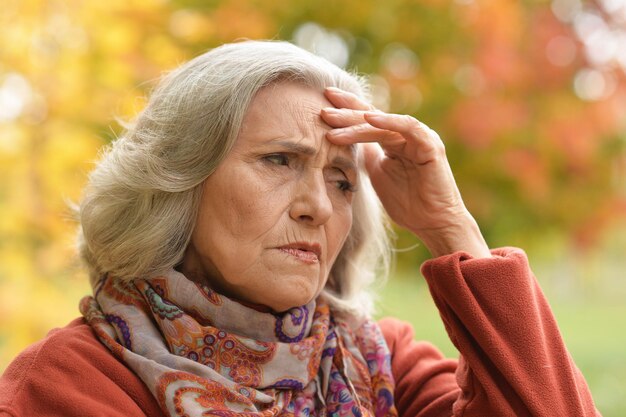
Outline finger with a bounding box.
[364,112,427,138]
[326,123,406,147]
[320,107,369,128]
[364,112,443,148]
[324,87,376,111]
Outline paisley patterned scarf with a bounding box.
[79,269,397,417]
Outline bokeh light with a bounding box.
[293,22,350,69]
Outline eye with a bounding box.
[263,153,290,166]
[329,168,357,193]
[336,180,357,193]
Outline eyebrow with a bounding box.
[271,140,357,173]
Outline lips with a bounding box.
[277,242,322,264]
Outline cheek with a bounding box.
[327,205,353,258]
[210,174,283,236]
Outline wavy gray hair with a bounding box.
[78,40,391,317]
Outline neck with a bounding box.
[176,261,276,313]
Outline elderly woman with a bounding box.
[0,41,599,417]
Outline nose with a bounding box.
[289,171,333,226]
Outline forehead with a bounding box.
[238,82,356,158]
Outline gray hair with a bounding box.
[78,40,391,317]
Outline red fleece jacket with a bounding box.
[0,248,600,416]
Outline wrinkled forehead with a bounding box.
[248,83,359,162]
[289,98,358,162]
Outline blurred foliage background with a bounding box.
[1,0,625,415]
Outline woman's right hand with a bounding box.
[321,87,490,259]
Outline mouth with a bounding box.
[277,242,322,264]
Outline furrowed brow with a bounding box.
[332,154,357,174]
[271,140,317,155]
[271,140,357,173]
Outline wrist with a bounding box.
[417,215,491,259]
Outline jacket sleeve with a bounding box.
[381,247,600,417]
[0,319,163,417]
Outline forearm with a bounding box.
[417,213,492,259]
[420,248,600,416]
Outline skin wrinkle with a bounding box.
[181,83,356,312]
[263,140,358,180]
[252,92,357,182]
